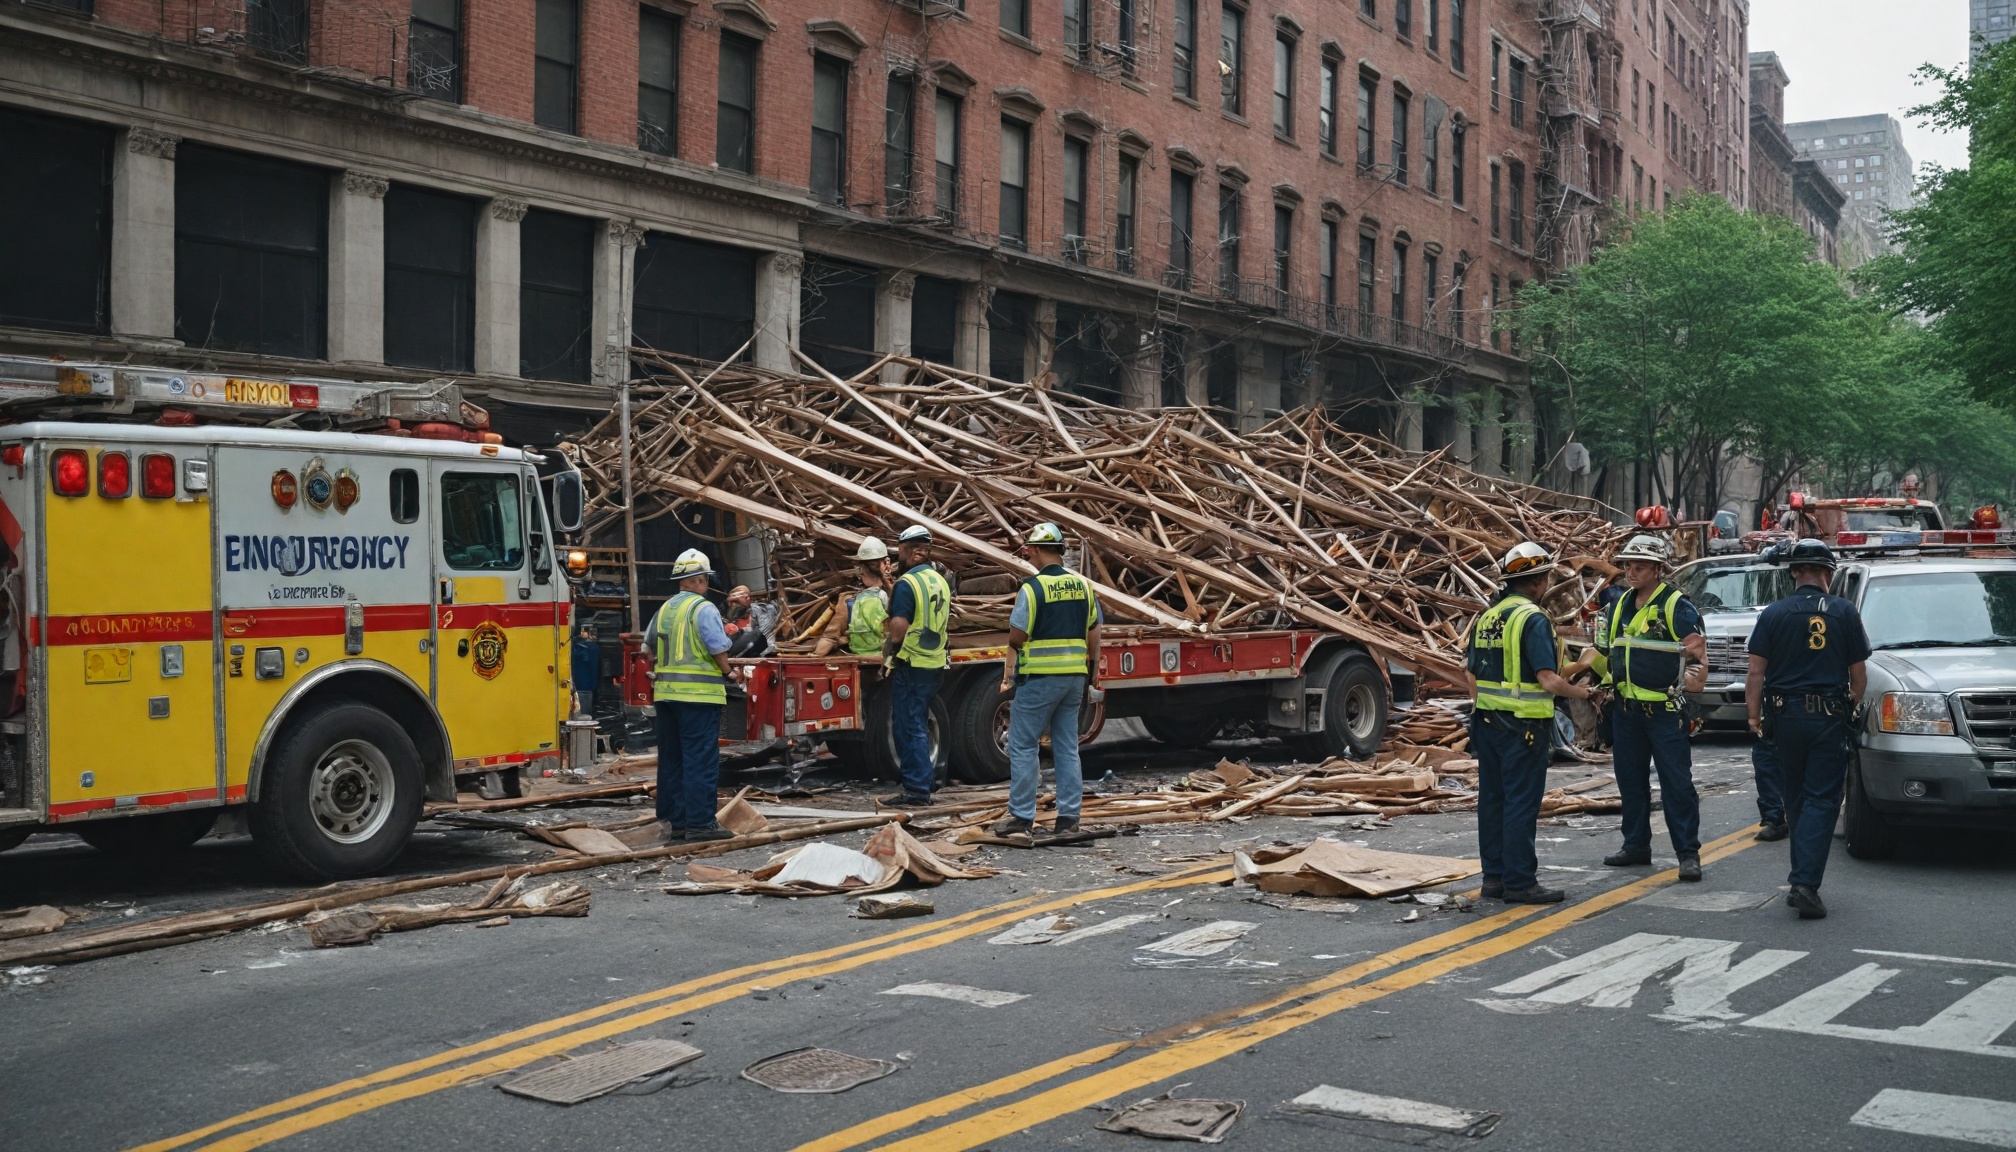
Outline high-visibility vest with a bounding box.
[1470,594,1556,719]
[846,588,889,656]
[651,591,727,705]
[1018,569,1099,676]
[1603,583,1687,702]
[895,566,952,670]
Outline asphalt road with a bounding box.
[4,734,2014,1152]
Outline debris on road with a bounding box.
[0,906,66,940]
[1137,921,1258,958]
[1230,840,1478,898]
[1097,1093,1245,1143]
[499,1039,704,1105]
[879,982,1029,1007]
[851,894,936,919]
[304,880,592,948]
[741,1047,899,1094]
[662,824,994,897]
[990,915,1077,945]
[1283,1084,1501,1137]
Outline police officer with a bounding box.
[1745,539,1869,919]
[882,525,952,807]
[992,524,1102,837]
[1748,539,1797,843]
[1468,542,1605,904]
[1599,534,1710,881]
[643,548,742,841]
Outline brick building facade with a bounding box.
[0,0,1743,490]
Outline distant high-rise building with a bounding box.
[1749,53,1845,266]
[1974,0,2013,66]
[1785,114,1913,262]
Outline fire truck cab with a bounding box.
[0,360,579,879]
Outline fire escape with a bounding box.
[1535,0,1621,271]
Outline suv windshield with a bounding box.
[1862,569,2016,649]
[1676,563,1796,611]
[1843,507,1942,531]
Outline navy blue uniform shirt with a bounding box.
[1466,593,1560,682]
[1611,584,1705,644]
[1747,585,1871,696]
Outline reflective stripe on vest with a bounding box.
[896,567,952,670]
[1019,570,1098,676]
[652,592,727,705]
[1605,583,1686,701]
[1471,595,1556,719]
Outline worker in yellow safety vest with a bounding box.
[1467,542,1605,904]
[881,525,952,806]
[643,548,743,841]
[813,538,894,658]
[992,523,1103,837]
[1596,533,1710,880]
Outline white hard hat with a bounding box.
[1615,534,1672,567]
[669,548,714,579]
[853,537,890,562]
[897,525,933,544]
[1026,522,1066,546]
[1499,541,1555,578]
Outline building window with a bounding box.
[1119,0,1137,72]
[1423,109,1439,193]
[911,275,960,365]
[1273,33,1294,136]
[811,56,848,206]
[885,75,915,212]
[1509,56,1527,129]
[1356,73,1376,169]
[1391,90,1409,183]
[1063,136,1089,261]
[1427,0,1439,50]
[633,232,758,362]
[1451,123,1465,203]
[1169,170,1195,288]
[247,0,310,64]
[1064,0,1089,59]
[800,257,879,377]
[1450,0,1465,70]
[1221,6,1244,116]
[1870,154,1882,166]
[1217,182,1242,295]
[1272,204,1291,295]
[383,184,476,372]
[1452,259,1466,339]
[1508,160,1525,247]
[1395,0,1411,39]
[519,208,594,383]
[1117,153,1139,274]
[1422,250,1438,328]
[638,8,680,155]
[1173,0,1197,99]
[1631,68,1641,125]
[934,92,961,220]
[717,33,757,173]
[1390,241,1407,322]
[1319,57,1339,155]
[999,118,1029,248]
[409,0,461,101]
[173,144,325,358]
[1489,272,1501,347]
[1489,161,1500,237]
[0,108,111,335]
[533,0,578,133]
[1360,0,1375,19]
[1319,218,1338,310]
[1002,0,1029,38]
[1490,39,1501,109]
[1356,232,1376,323]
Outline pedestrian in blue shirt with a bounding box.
[570,624,601,717]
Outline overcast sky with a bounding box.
[1750,0,1974,174]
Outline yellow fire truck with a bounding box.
[0,359,583,879]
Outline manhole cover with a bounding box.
[741,1047,898,1094]
[500,1039,703,1105]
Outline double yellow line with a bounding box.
[133,865,1232,1152]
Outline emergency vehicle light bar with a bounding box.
[1831,529,2016,551]
[0,356,476,426]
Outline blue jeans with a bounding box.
[1752,736,1785,826]
[655,700,722,829]
[1773,707,1852,889]
[1471,711,1551,891]
[1612,702,1702,855]
[890,663,943,799]
[1007,675,1085,822]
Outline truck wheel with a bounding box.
[1141,710,1222,749]
[76,809,217,857]
[1843,763,1898,861]
[251,702,424,881]
[949,678,1015,784]
[860,681,950,790]
[1287,651,1390,762]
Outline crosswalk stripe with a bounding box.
[1851,1089,2016,1148]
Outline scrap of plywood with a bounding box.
[1232,840,1478,898]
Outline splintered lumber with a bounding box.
[568,351,1618,684]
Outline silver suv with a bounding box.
[1671,554,1799,729]
[1840,554,2016,857]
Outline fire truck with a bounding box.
[0,359,583,879]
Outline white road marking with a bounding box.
[1486,933,1804,1020]
[1856,949,2016,972]
[1138,921,1257,958]
[880,982,1028,1008]
[1470,998,1560,1015]
[1659,942,1808,1022]
[1286,1085,1501,1136]
[1745,966,2016,1058]
[1049,913,1158,945]
[1851,1089,2016,1148]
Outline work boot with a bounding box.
[1754,822,1789,842]
[1677,855,1703,882]
[1479,878,1506,899]
[1051,817,1081,835]
[880,792,934,808]
[1603,848,1653,867]
[1501,885,1566,904]
[990,815,1034,836]
[684,825,735,842]
[1787,885,1827,919]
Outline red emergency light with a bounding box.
[140,453,176,499]
[97,451,131,499]
[51,448,88,496]
[1835,532,1868,545]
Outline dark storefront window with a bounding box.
[0,109,112,335]
[911,276,961,366]
[633,232,757,363]
[174,144,326,358]
[383,184,477,372]
[519,209,594,382]
[799,257,878,377]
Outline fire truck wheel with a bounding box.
[0,826,33,854]
[1140,711,1222,749]
[860,681,951,789]
[252,702,424,881]
[1286,651,1389,761]
[75,809,218,857]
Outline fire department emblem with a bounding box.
[470,622,508,680]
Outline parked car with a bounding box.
[1840,553,2016,857]
[1671,553,1799,730]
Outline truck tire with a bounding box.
[76,809,217,857]
[949,678,1014,784]
[250,702,424,881]
[1287,651,1389,762]
[1843,762,1898,861]
[859,680,950,790]
[1141,710,1222,749]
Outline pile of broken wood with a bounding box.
[569,350,1619,682]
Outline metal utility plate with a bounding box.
[500,1039,704,1105]
[740,1047,899,1094]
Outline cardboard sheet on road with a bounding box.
[1232,839,1478,898]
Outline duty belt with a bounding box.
[1766,694,1849,717]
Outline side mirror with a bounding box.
[552,469,585,533]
